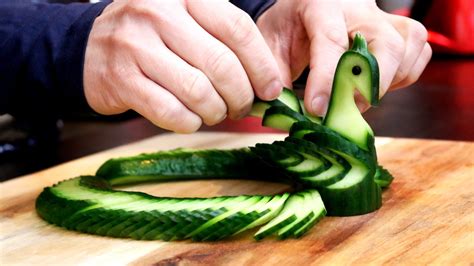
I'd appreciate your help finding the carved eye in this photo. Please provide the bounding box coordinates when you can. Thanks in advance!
[352,66,362,75]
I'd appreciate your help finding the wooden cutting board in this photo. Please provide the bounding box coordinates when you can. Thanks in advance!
[1,132,473,265]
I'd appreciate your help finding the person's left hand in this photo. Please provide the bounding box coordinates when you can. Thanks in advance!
[256,0,432,116]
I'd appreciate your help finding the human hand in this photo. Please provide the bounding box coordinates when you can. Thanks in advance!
[257,0,432,116]
[84,0,282,133]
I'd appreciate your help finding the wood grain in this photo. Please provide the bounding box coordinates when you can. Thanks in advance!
[0,133,473,265]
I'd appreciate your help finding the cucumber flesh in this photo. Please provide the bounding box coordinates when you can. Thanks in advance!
[37,176,295,241]
[250,88,301,118]
[262,106,309,132]
[293,191,326,238]
[254,192,304,240]
[277,190,316,239]
[234,193,290,235]
[299,99,322,124]
[323,33,379,151]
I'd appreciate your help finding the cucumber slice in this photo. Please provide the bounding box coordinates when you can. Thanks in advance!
[96,148,284,186]
[293,122,377,169]
[262,106,310,132]
[293,190,326,238]
[233,193,290,235]
[284,137,349,187]
[254,192,304,240]
[375,165,394,188]
[188,196,263,241]
[299,99,322,124]
[277,190,316,239]
[250,88,301,117]
[36,176,295,241]
[252,143,304,167]
[271,141,329,178]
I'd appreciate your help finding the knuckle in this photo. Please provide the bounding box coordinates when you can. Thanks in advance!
[205,48,236,77]
[408,19,428,43]
[107,24,140,51]
[424,43,433,60]
[229,89,254,118]
[385,32,405,61]
[121,0,171,26]
[405,74,418,85]
[323,25,349,48]
[395,66,409,80]
[122,0,152,14]
[157,101,184,123]
[182,70,211,105]
[229,12,257,46]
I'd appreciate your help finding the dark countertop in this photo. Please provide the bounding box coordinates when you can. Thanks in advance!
[1,56,473,180]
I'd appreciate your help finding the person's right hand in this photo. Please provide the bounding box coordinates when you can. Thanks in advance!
[84,0,282,133]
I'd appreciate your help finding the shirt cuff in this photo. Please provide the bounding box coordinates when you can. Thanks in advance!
[230,0,277,21]
[56,1,111,115]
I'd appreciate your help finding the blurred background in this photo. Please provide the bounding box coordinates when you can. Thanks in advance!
[1,0,473,180]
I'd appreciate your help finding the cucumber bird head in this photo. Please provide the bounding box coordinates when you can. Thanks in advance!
[323,33,380,151]
[343,32,379,106]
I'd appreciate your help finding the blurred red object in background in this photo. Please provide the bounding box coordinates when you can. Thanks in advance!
[423,0,474,55]
[392,0,474,55]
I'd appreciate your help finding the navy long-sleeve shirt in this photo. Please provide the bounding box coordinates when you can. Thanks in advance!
[0,0,276,119]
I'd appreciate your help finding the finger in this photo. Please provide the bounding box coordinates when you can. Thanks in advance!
[354,90,370,113]
[187,1,283,100]
[363,22,406,97]
[124,76,202,133]
[302,0,349,116]
[136,39,227,126]
[155,7,254,119]
[391,42,432,90]
[384,14,428,86]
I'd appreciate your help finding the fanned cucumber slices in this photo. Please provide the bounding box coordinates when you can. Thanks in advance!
[36,33,394,241]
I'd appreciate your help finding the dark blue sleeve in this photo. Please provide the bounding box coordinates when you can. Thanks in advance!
[230,0,277,21]
[0,1,111,117]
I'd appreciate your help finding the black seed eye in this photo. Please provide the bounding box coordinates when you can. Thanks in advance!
[352,66,362,75]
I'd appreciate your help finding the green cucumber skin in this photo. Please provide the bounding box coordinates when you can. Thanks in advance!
[290,121,377,169]
[301,131,382,216]
[252,143,304,167]
[36,187,92,226]
[36,176,291,241]
[97,149,284,186]
[319,171,381,216]
[375,165,394,188]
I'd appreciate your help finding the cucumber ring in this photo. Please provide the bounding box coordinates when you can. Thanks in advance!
[36,34,393,241]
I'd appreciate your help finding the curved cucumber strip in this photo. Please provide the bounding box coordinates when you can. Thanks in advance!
[262,106,309,132]
[250,88,301,117]
[97,148,284,186]
[36,176,290,241]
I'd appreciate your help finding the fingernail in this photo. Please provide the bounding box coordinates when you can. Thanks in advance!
[312,95,328,117]
[264,80,283,100]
